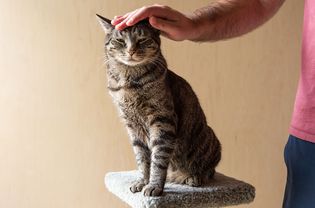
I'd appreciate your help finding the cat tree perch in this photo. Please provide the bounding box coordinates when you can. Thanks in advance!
[105,170,255,208]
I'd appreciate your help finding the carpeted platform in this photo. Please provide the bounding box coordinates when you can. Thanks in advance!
[105,170,255,208]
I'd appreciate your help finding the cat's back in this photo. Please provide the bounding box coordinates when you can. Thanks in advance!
[165,69,207,135]
[166,70,201,109]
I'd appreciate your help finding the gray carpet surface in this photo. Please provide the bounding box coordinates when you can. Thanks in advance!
[105,170,255,208]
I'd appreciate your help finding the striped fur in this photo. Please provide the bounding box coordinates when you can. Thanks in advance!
[98,15,221,197]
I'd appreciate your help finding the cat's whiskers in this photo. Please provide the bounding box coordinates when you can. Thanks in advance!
[102,55,112,65]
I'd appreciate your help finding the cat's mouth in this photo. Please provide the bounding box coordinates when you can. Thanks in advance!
[121,56,147,66]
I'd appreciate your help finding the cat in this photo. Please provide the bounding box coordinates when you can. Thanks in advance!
[97,14,221,197]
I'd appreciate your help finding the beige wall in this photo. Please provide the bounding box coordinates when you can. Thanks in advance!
[0,0,303,208]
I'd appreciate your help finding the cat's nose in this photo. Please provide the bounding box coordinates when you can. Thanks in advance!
[128,50,136,56]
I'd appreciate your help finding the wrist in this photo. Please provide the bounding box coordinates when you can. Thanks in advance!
[186,11,212,42]
[185,13,201,41]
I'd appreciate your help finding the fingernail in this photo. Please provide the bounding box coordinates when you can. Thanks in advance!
[126,19,133,26]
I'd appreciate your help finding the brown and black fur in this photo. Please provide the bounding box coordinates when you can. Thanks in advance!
[97,14,221,197]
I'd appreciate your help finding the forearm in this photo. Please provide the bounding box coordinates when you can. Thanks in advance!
[190,0,285,41]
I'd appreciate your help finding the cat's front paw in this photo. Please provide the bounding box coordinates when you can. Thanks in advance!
[142,184,163,196]
[130,179,148,193]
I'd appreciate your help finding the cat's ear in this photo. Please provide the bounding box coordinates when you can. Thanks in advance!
[96,14,113,33]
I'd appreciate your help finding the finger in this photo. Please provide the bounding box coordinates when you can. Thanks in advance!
[160,31,171,39]
[149,16,183,41]
[126,5,178,26]
[149,16,176,33]
[111,12,131,25]
[115,12,136,29]
[115,10,139,30]
[113,15,123,20]
[111,16,125,25]
[125,6,150,26]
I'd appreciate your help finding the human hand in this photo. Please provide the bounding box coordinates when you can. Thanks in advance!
[111,4,200,41]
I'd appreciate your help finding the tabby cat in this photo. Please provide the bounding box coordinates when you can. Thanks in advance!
[97,14,221,197]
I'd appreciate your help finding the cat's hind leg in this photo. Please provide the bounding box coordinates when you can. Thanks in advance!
[166,168,188,184]
[167,168,202,187]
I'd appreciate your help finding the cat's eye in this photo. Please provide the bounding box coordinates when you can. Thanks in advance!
[112,38,125,46]
[115,39,125,43]
[138,38,148,44]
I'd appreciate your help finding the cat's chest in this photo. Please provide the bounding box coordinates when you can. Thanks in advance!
[111,89,141,105]
[108,75,152,106]
[110,88,149,118]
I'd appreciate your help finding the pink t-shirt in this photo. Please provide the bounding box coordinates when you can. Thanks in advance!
[290,0,315,143]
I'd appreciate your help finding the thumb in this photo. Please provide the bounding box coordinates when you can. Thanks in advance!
[149,16,176,34]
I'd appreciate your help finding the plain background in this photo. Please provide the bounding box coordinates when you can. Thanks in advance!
[0,0,304,207]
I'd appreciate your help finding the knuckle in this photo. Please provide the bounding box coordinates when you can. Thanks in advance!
[161,5,170,9]
[153,3,167,8]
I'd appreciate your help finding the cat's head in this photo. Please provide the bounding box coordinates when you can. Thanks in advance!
[97,14,161,66]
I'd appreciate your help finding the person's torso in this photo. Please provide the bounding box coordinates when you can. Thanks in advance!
[290,0,315,142]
